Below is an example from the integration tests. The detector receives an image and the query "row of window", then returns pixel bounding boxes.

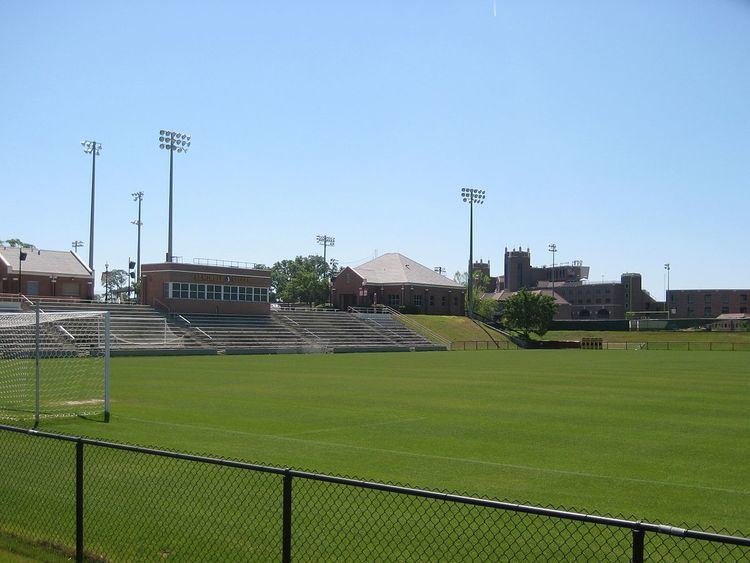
[685,294,748,305]
[168,282,269,302]
[386,294,457,307]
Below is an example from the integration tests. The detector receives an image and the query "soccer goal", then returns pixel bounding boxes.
[0,307,110,424]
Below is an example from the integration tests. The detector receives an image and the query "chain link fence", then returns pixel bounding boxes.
[1,424,748,562]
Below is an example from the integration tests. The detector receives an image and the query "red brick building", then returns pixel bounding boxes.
[332,253,465,315]
[668,289,749,318]
[140,260,271,315]
[0,246,93,299]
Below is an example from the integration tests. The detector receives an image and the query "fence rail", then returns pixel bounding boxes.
[0,424,747,562]
[451,340,519,351]
[596,341,750,351]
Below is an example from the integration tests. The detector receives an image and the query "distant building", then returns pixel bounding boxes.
[668,289,749,318]
[710,313,750,332]
[0,246,93,299]
[332,253,465,315]
[483,247,661,320]
[140,259,271,315]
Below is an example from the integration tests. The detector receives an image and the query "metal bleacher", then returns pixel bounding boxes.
[36,300,206,352]
[11,298,444,355]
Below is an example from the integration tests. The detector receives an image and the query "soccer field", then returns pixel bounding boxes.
[38,350,749,534]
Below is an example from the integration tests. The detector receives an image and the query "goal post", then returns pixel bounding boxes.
[0,306,110,424]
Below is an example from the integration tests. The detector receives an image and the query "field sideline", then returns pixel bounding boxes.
[39,350,749,532]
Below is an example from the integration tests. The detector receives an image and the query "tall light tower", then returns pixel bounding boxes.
[72,240,84,253]
[159,130,191,262]
[131,191,144,281]
[548,243,558,296]
[664,263,671,320]
[460,187,486,318]
[316,235,335,264]
[81,140,102,271]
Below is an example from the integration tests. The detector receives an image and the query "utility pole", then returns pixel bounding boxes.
[72,240,84,253]
[131,192,144,281]
[548,243,557,297]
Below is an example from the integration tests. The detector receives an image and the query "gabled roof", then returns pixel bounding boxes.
[353,253,463,289]
[0,247,92,278]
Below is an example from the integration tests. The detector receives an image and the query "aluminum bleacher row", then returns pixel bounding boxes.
[21,300,444,354]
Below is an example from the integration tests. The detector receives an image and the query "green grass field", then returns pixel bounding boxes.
[45,351,750,527]
[1,350,748,559]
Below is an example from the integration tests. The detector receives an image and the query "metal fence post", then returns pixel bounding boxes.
[632,529,645,563]
[282,469,293,563]
[76,439,84,563]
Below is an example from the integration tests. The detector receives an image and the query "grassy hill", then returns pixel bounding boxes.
[404,315,511,344]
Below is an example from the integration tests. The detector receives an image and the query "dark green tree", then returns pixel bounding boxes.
[3,238,34,248]
[271,255,330,305]
[502,288,558,339]
[455,270,497,318]
[101,269,128,297]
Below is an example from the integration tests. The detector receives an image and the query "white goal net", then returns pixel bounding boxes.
[0,310,110,424]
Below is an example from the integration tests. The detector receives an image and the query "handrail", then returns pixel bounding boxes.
[177,314,190,325]
[193,327,213,340]
[152,297,171,314]
[350,306,451,348]
[55,325,76,341]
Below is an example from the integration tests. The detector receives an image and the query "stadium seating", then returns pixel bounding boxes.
[21,300,443,354]
[35,300,206,351]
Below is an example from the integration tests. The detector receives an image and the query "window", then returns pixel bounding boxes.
[190,284,198,299]
[223,286,231,301]
[429,295,434,306]
[704,294,712,304]
[413,295,422,307]
[26,281,39,295]
[388,294,400,306]
[687,307,694,317]
[740,307,747,314]
[704,307,712,317]
[62,282,79,297]
[722,294,729,304]
[721,306,729,314]
[453,296,458,306]
[740,294,747,303]
[687,294,693,304]
[441,296,446,306]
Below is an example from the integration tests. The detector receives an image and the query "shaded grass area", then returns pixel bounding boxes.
[1,351,748,559]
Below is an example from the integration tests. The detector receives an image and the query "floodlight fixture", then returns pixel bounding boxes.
[317,234,335,263]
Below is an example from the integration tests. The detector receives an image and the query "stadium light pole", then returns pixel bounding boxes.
[159,130,191,263]
[460,187,486,318]
[548,243,557,296]
[664,263,670,320]
[131,192,144,281]
[72,240,84,253]
[81,140,101,272]
[317,235,335,265]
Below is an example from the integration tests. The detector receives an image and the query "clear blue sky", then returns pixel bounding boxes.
[1,1,748,297]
